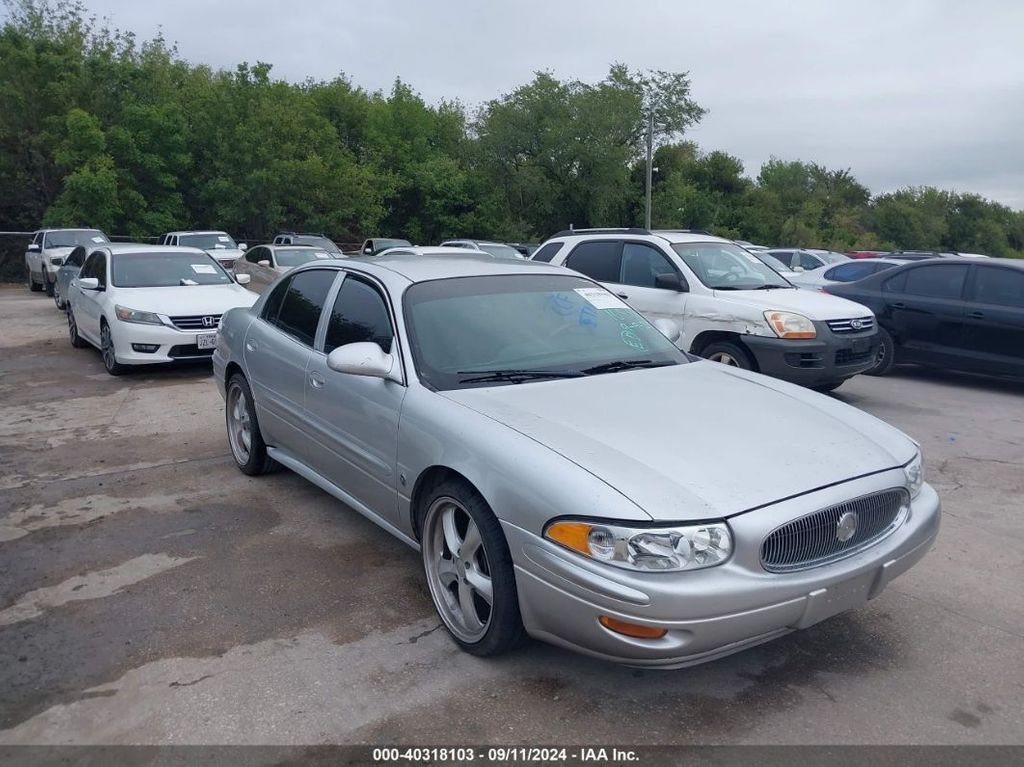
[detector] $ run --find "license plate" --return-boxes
[196,333,217,350]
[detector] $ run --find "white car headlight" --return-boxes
[764,310,816,339]
[115,305,164,325]
[545,518,732,572]
[903,451,924,499]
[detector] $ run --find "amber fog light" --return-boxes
[599,615,668,639]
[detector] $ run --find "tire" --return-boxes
[44,273,54,297]
[67,306,88,348]
[812,380,844,393]
[225,374,276,475]
[53,282,64,309]
[28,268,41,292]
[701,340,755,370]
[865,327,896,377]
[100,321,126,376]
[420,478,526,657]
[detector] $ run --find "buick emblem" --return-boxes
[201,316,217,328]
[850,319,865,330]
[836,511,859,542]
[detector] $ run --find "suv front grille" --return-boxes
[827,316,874,334]
[835,347,875,366]
[169,314,222,331]
[760,488,909,573]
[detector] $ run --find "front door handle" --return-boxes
[967,311,985,319]
[309,372,326,389]
[616,292,629,300]
[245,340,257,352]
[891,302,907,309]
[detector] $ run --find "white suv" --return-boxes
[25,228,109,296]
[534,228,879,391]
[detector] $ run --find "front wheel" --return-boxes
[701,340,755,370]
[865,327,895,377]
[100,322,126,376]
[420,480,526,657]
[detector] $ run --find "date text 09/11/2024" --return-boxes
[372,747,640,762]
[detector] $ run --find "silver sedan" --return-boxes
[212,255,940,667]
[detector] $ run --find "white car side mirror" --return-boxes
[794,266,805,273]
[239,243,248,251]
[258,260,270,267]
[652,318,681,343]
[235,273,251,285]
[28,243,41,253]
[327,342,395,380]
[78,277,100,290]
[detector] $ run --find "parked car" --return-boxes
[66,244,256,376]
[507,242,539,257]
[825,258,1024,378]
[25,228,109,296]
[358,238,412,256]
[377,246,511,259]
[751,251,799,278]
[789,258,905,292]
[234,244,333,292]
[846,251,888,259]
[882,251,960,261]
[535,228,879,392]
[763,248,850,272]
[440,240,526,259]
[160,231,247,269]
[213,254,938,667]
[734,240,770,252]
[53,245,89,309]
[272,232,343,255]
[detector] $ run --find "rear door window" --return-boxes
[565,241,622,282]
[901,264,968,299]
[531,242,564,263]
[271,269,336,347]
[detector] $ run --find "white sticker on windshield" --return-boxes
[314,251,331,259]
[217,235,229,242]
[574,287,628,310]
[91,236,104,243]
[191,264,217,274]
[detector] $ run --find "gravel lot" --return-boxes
[0,285,1022,746]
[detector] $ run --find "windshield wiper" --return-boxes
[748,284,794,290]
[457,369,585,384]
[581,359,676,376]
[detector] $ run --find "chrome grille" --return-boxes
[169,314,222,331]
[826,316,874,334]
[760,488,909,572]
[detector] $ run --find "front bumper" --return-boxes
[110,320,218,366]
[743,322,879,386]
[507,470,939,668]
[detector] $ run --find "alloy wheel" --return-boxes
[226,382,252,465]
[422,497,494,643]
[708,351,740,366]
[101,325,117,371]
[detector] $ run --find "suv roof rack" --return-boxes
[652,229,714,236]
[551,227,652,238]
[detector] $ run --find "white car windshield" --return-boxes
[477,244,525,259]
[291,236,340,252]
[111,252,233,287]
[179,233,237,250]
[672,242,792,290]
[403,274,687,390]
[44,230,108,248]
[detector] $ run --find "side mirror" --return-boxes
[235,273,252,285]
[653,318,682,343]
[28,243,41,253]
[655,272,688,292]
[258,259,270,267]
[794,266,805,273]
[78,277,100,290]
[239,243,248,251]
[326,342,395,380]
[363,245,373,254]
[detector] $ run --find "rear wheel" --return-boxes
[865,327,895,377]
[225,374,276,475]
[44,273,54,297]
[420,479,526,657]
[28,268,41,292]
[701,340,755,370]
[53,281,64,309]
[67,306,88,348]
[100,321,126,376]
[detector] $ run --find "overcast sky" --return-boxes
[83,0,1024,208]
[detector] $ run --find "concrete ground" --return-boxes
[0,285,1022,746]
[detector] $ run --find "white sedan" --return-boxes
[66,244,257,375]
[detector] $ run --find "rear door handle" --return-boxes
[309,372,326,389]
[967,311,985,319]
[245,340,257,352]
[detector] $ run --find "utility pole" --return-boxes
[644,104,654,230]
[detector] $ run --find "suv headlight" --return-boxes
[903,451,924,498]
[115,305,164,325]
[544,518,732,572]
[764,310,816,339]
[49,257,64,266]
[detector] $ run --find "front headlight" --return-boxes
[49,257,64,266]
[545,518,732,572]
[764,310,816,339]
[903,451,924,498]
[115,305,164,325]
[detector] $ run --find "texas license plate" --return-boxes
[196,332,217,350]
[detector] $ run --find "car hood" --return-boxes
[443,363,915,521]
[205,248,244,261]
[113,284,257,316]
[713,288,871,320]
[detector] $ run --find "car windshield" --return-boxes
[815,251,850,264]
[275,247,331,267]
[179,233,237,250]
[755,253,793,273]
[671,242,792,290]
[478,243,525,259]
[44,230,108,248]
[403,274,687,390]
[373,239,411,252]
[292,236,340,252]
[111,252,233,287]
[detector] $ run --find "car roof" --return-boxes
[95,244,211,256]
[547,229,732,245]
[337,253,571,283]
[167,230,230,236]
[378,246,484,257]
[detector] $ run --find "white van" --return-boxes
[533,228,879,391]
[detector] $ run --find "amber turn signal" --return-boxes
[598,615,668,639]
[545,521,593,555]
